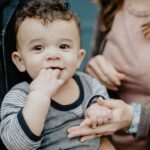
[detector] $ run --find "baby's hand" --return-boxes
[30,69,65,98]
[141,22,150,40]
[81,102,112,128]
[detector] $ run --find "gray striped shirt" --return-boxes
[0,71,109,150]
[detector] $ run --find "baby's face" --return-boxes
[14,18,85,82]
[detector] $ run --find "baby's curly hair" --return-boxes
[15,0,80,33]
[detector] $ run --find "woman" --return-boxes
[68,0,150,149]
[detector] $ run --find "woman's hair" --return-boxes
[98,0,124,32]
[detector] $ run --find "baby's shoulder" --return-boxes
[75,71,100,87]
[8,81,29,95]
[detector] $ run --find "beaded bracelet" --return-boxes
[127,103,141,134]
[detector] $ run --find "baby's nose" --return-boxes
[46,50,60,60]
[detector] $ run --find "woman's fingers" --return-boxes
[87,57,113,86]
[87,62,118,90]
[86,66,101,82]
[86,55,126,90]
[68,126,81,132]
[96,98,118,109]
[68,126,94,138]
[68,123,115,139]
[80,135,98,142]
[97,56,126,87]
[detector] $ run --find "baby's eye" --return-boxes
[33,45,44,51]
[59,44,70,49]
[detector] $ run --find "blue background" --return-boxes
[68,0,97,70]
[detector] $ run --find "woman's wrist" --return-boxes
[126,103,141,134]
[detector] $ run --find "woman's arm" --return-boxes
[68,99,150,141]
[137,104,150,137]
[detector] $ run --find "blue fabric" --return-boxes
[1,0,19,29]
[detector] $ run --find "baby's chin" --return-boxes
[57,73,63,80]
[56,69,64,79]
[58,71,73,82]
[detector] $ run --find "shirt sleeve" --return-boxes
[92,77,110,100]
[86,77,110,108]
[126,103,141,134]
[0,89,41,150]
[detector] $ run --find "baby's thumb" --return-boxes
[80,118,92,127]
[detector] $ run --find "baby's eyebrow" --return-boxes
[58,38,72,43]
[28,38,44,45]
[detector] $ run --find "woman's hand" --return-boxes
[68,98,133,142]
[86,55,126,91]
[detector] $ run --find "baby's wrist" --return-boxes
[29,90,51,103]
[125,104,133,129]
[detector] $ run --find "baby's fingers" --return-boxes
[80,135,98,142]
[80,118,92,127]
[98,108,112,125]
[86,109,97,128]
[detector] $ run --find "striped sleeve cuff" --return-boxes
[17,109,42,142]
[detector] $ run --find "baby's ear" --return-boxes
[11,51,26,72]
[77,49,86,69]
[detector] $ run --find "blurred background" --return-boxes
[68,0,98,70]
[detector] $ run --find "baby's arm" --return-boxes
[23,69,64,136]
[81,101,112,128]
[0,69,64,150]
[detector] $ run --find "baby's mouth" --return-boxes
[45,66,65,78]
[49,67,64,79]
[50,67,65,71]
